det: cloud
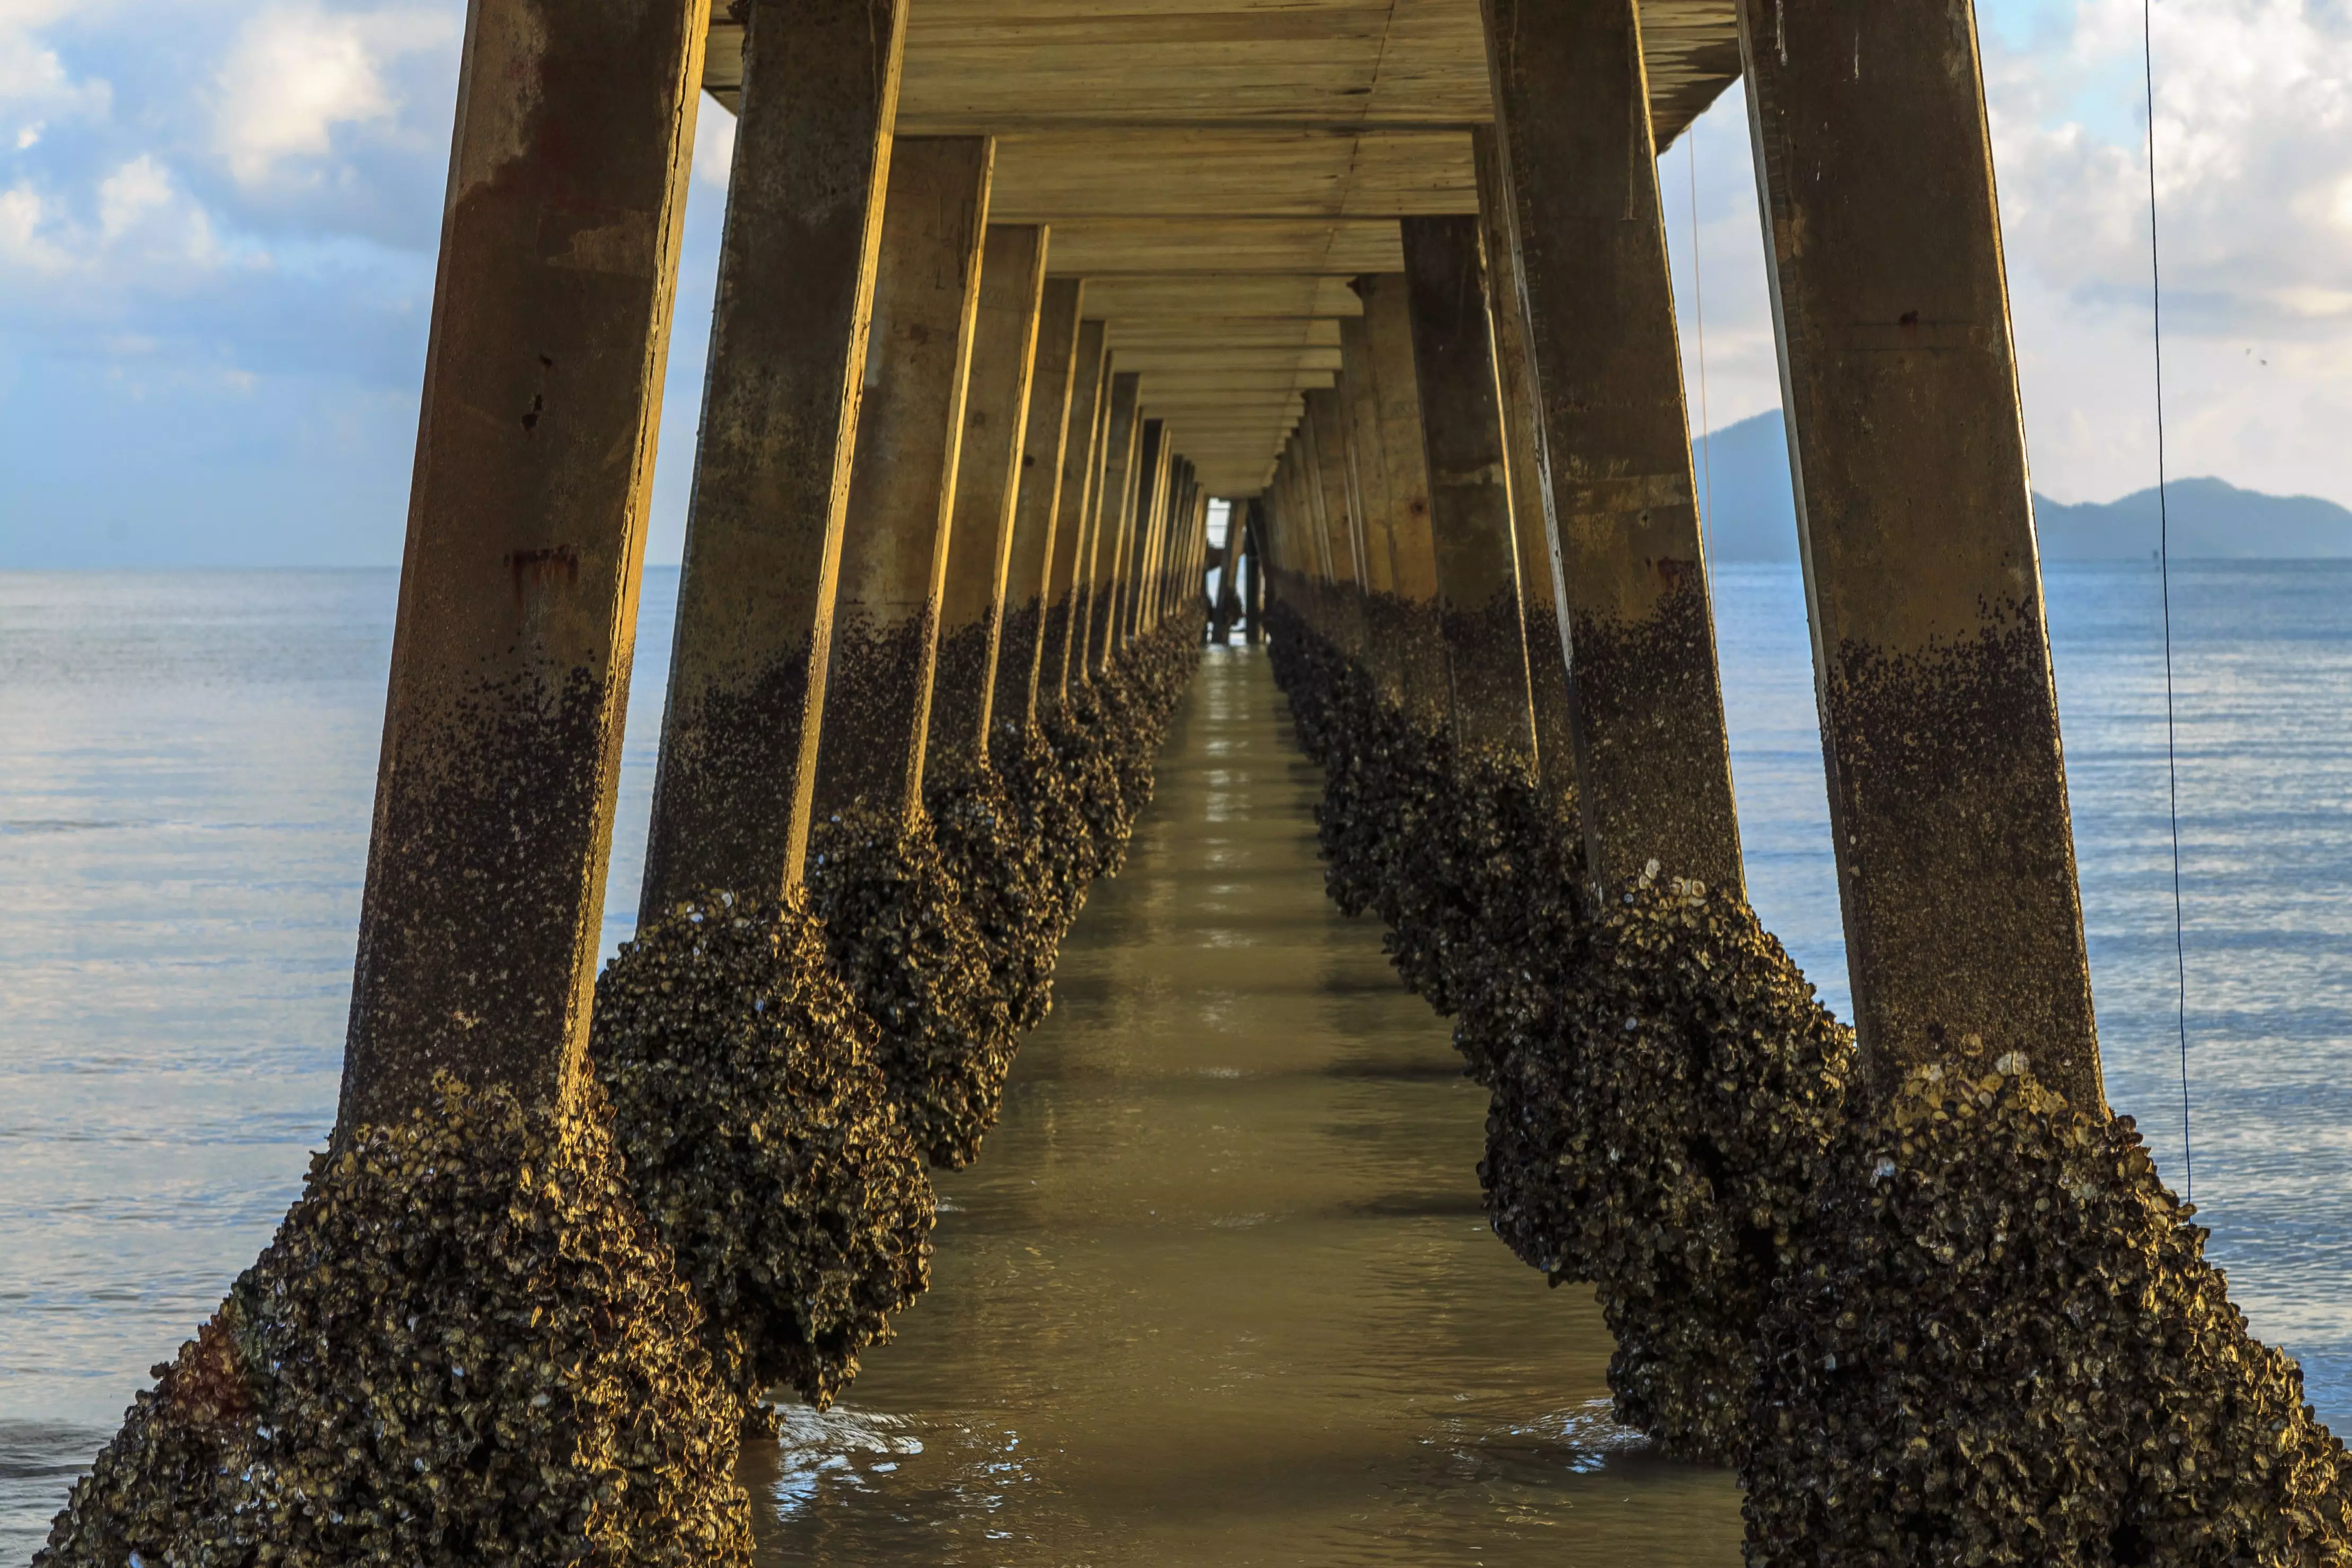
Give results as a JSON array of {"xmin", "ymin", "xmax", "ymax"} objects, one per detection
[
  {"xmin": 0, "ymin": 154, "xmax": 242, "ymax": 286},
  {"xmin": 0, "ymin": 0, "xmax": 112, "ymax": 148},
  {"xmin": 213, "ymin": 2, "xmax": 457, "ymax": 188}
]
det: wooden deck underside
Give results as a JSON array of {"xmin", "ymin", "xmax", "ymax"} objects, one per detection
[{"xmin": 703, "ymin": 0, "xmax": 1739, "ymax": 494}]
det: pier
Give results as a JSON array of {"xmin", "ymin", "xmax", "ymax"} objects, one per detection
[{"xmin": 28, "ymin": 0, "xmax": 2352, "ymax": 1560}]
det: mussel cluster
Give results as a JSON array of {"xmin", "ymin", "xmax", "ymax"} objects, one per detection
[
  {"xmin": 591, "ymin": 890, "xmax": 934, "ymax": 1414},
  {"xmin": 47, "ymin": 609, "xmax": 1206, "ymax": 1555},
  {"xmin": 39, "ymin": 1077, "xmax": 754, "ymax": 1567},
  {"xmin": 1265, "ymin": 597, "xmax": 2350, "ymax": 1552}
]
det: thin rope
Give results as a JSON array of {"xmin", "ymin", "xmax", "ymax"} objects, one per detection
[
  {"xmin": 2141, "ymin": 0, "xmax": 2192, "ymax": 1203},
  {"xmin": 1687, "ymin": 129, "xmax": 1714, "ymax": 528}
]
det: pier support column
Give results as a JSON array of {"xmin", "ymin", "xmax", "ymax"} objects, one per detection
[
  {"xmin": 639, "ymin": 0, "xmax": 907, "ymax": 915},
  {"xmin": 996, "ymin": 279, "xmax": 1085, "ymax": 729},
  {"xmin": 1399, "ymin": 216, "xmax": 1539, "ymax": 772},
  {"xmin": 810, "ymin": 136, "xmax": 993, "ymax": 823},
  {"xmin": 1473, "ymin": 128, "xmax": 1579, "ymax": 811},
  {"xmin": 340, "ymin": 0, "xmax": 711, "ymax": 1128},
  {"xmin": 1481, "ymin": 0, "xmax": 1743, "ymax": 895},
  {"xmin": 1304, "ymin": 389, "xmax": 1369, "ymax": 655},
  {"xmin": 1741, "ymin": 0, "xmax": 2100, "ymax": 1102},
  {"xmin": 1085, "ymin": 371, "xmax": 1144, "ymax": 676},
  {"xmin": 1122, "ymin": 419, "xmax": 1169, "ymax": 643},
  {"xmin": 1244, "ymin": 503, "xmax": 1265, "ymax": 643},
  {"xmin": 1357, "ymin": 273, "xmax": 1449, "ymax": 733},
  {"xmin": 1338, "ymin": 318, "xmax": 1408, "ymax": 708},
  {"xmin": 1039, "ymin": 320, "xmax": 1110, "ymax": 705},
  {"xmin": 927, "ymin": 223, "xmax": 1047, "ymax": 778}
]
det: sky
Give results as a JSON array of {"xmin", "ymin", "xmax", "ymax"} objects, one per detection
[{"xmin": 0, "ymin": 0, "xmax": 2345, "ymax": 566}]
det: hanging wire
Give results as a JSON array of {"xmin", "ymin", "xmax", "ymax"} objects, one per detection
[
  {"xmin": 2141, "ymin": 0, "xmax": 2193, "ymax": 1203},
  {"xmin": 1688, "ymin": 128, "xmax": 1715, "ymax": 527}
]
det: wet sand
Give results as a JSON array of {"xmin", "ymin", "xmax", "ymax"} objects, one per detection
[{"xmin": 741, "ymin": 645, "xmax": 1743, "ymax": 1564}]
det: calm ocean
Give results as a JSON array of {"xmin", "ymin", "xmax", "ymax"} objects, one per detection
[{"xmin": 3, "ymin": 561, "xmax": 2348, "ymax": 1558}]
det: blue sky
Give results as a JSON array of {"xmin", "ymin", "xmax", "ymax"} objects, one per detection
[{"xmin": 3, "ymin": 0, "xmax": 2347, "ymax": 566}]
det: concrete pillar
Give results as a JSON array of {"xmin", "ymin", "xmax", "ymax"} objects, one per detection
[
  {"xmin": 1357, "ymin": 273, "xmax": 1449, "ymax": 732},
  {"xmin": 1741, "ymin": 0, "xmax": 2100, "ymax": 1103},
  {"xmin": 1472, "ymin": 128, "xmax": 1579, "ymax": 810},
  {"xmin": 1399, "ymin": 216, "xmax": 1538, "ymax": 770},
  {"xmin": 1038, "ymin": 319, "xmax": 1110, "ymax": 705},
  {"xmin": 1302, "ymin": 390, "xmax": 1369, "ymax": 654},
  {"xmin": 995, "ymin": 278, "xmax": 1085, "ymax": 730},
  {"xmin": 1243, "ymin": 502, "xmax": 1266, "ymax": 643},
  {"xmin": 639, "ymin": 0, "xmax": 906, "ymax": 916},
  {"xmin": 1119, "ymin": 419, "xmax": 1166, "ymax": 644},
  {"xmin": 339, "ymin": 0, "xmax": 709, "ymax": 1128},
  {"xmin": 1085, "ymin": 371, "xmax": 1144, "ymax": 676},
  {"xmin": 1212, "ymin": 500, "xmax": 1243, "ymax": 643},
  {"xmin": 809, "ymin": 136, "xmax": 993, "ymax": 823},
  {"xmin": 926, "ymin": 222, "xmax": 1047, "ymax": 778},
  {"xmin": 1334, "ymin": 342, "xmax": 1406, "ymax": 706},
  {"xmin": 1482, "ymin": 0, "xmax": 1744, "ymax": 896}
]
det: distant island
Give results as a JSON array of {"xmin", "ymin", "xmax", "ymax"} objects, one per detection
[{"xmin": 1691, "ymin": 408, "xmax": 2352, "ymax": 561}]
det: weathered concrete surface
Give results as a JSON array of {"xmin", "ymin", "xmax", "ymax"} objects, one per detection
[
  {"xmin": 1244, "ymin": 504, "xmax": 1266, "ymax": 643},
  {"xmin": 1740, "ymin": 0, "xmax": 2100, "ymax": 1105},
  {"xmin": 1471, "ymin": 127, "xmax": 1579, "ymax": 811},
  {"xmin": 1119, "ymin": 419, "xmax": 1166, "ymax": 645},
  {"xmin": 1355, "ymin": 273, "xmax": 1450, "ymax": 733},
  {"xmin": 811, "ymin": 136, "xmax": 993, "ymax": 823},
  {"xmin": 927, "ymin": 223, "xmax": 1047, "ymax": 778},
  {"xmin": 1399, "ymin": 215, "xmax": 1538, "ymax": 772},
  {"xmin": 996, "ymin": 278, "xmax": 1084, "ymax": 729},
  {"xmin": 1085, "ymin": 371, "xmax": 1143, "ymax": 675},
  {"xmin": 1307, "ymin": 387, "xmax": 1370, "ymax": 658},
  {"xmin": 638, "ymin": 0, "xmax": 907, "ymax": 917},
  {"xmin": 339, "ymin": 0, "xmax": 711, "ymax": 1130},
  {"xmin": 1483, "ymin": 0, "xmax": 1743, "ymax": 898},
  {"xmin": 1038, "ymin": 319, "xmax": 1109, "ymax": 704}
]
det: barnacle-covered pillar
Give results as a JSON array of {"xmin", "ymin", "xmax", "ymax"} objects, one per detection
[
  {"xmin": 1121, "ymin": 418, "xmax": 1169, "ymax": 643},
  {"xmin": 996, "ymin": 280, "xmax": 1086, "ymax": 728},
  {"xmin": 1308, "ymin": 386, "xmax": 1373, "ymax": 656},
  {"xmin": 1399, "ymin": 216, "xmax": 1538, "ymax": 771},
  {"xmin": 340, "ymin": 0, "xmax": 713, "ymax": 1128},
  {"xmin": 808, "ymin": 136, "xmax": 993, "ymax": 823},
  {"xmin": 925, "ymin": 223, "xmax": 1048, "ymax": 778},
  {"xmin": 1355, "ymin": 274, "xmax": 1449, "ymax": 733},
  {"xmin": 1480, "ymin": 0, "xmax": 1743, "ymax": 896},
  {"xmin": 639, "ymin": 0, "xmax": 908, "ymax": 914},
  {"xmin": 1472, "ymin": 128, "xmax": 1578, "ymax": 810},
  {"xmin": 1038, "ymin": 319, "xmax": 1110, "ymax": 704},
  {"xmin": 1741, "ymin": 0, "xmax": 2099, "ymax": 1103},
  {"xmin": 1085, "ymin": 371, "xmax": 1144, "ymax": 676}
]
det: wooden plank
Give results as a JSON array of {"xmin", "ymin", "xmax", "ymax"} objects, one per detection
[
  {"xmin": 986, "ymin": 128, "xmax": 1474, "ymax": 220},
  {"xmin": 1106, "ymin": 318, "xmax": 1342, "ymax": 349},
  {"xmin": 1080, "ymin": 276, "xmax": 1363, "ymax": 318}
]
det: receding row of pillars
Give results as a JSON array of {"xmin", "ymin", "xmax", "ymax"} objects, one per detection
[
  {"xmin": 337, "ymin": 0, "xmax": 1217, "ymax": 1138},
  {"xmin": 1260, "ymin": 0, "xmax": 2102, "ymax": 1109}
]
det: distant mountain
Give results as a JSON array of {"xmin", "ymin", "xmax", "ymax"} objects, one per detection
[{"xmin": 1687, "ymin": 407, "xmax": 2352, "ymax": 561}]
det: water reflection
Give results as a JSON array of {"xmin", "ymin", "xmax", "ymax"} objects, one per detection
[{"xmin": 741, "ymin": 648, "xmax": 1743, "ymax": 1564}]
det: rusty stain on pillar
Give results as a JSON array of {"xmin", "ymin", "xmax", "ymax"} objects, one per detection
[
  {"xmin": 1473, "ymin": 127, "xmax": 1580, "ymax": 811},
  {"xmin": 1399, "ymin": 216, "xmax": 1538, "ymax": 770},
  {"xmin": 926, "ymin": 222, "xmax": 1047, "ymax": 779},
  {"xmin": 339, "ymin": 0, "xmax": 709, "ymax": 1129},
  {"xmin": 1085, "ymin": 371, "xmax": 1143, "ymax": 675},
  {"xmin": 638, "ymin": 0, "xmax": 905, "ymax": 918},
  {"xmin": 995, "ymin": 279, "xmax": 1084, "ymax": 729},
  {"xmin": 1038, "ymin": 320, "xmax": 1109, "ymax": 704},
  {"xmin": 1740, "ymin": 0, "xmax": 2100, "ymax": 1104},
  {"xmin": 810, "ymin": 136, "xmax": 993, "ymax": 823},
  {"xmin": 1357, "ymin": 273, "xmax": 1450, "ymax": 732},
  {"xmin": 1483, "ymin": 0, "xmax": 1743, "ymax": 895}
]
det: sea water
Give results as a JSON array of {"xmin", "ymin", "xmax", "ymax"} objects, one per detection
[{"xmin": 1, "ymin": 561, "xmax": 2347, "ymax": 1560}]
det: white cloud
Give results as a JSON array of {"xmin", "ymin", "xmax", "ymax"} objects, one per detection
[
  {"xmin": 693, "ymin": 107, "xmax": 736, "ymax": 191},
  {"xmin": 1, "ymin": 154, "xmax": 245, "ymax": 285},
  {"xmin": 0, "ymin": 0, "xmax": 112, "ymax": 149},
  {"xmin": 214, "ymin": 2, "xmax": 456, "ymax": 187},
  {"xmin": 1663, "ymin": 0, "xmax": 2352, "ymax": 508}
]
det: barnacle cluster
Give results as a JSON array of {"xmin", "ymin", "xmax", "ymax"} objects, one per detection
[
  {"xmin": 1746, "ymin": 1058, "xmax": 2352, "ymax": 1562},
  {"xmin": 927, "ymin": 756, "xmax": 1064, "ymax": 1033},
  {"xmin": 1484, "ymin": 873, "xmax": 1852, "ymax": 1459},
  {"xmin": 807, "ymin": 805, "xmax": 1014, "ymax": 1170},
  {"xmin": 37, "ymin": 1076, "xmax": 753, "ymax": 1567},
  {"xmin": 590, "ymin": 891, "xmax": 933, "ymax": 1415},
  {"xmin": 993, "ymin": 714, "xmax": 1101, "ymax": 928}
]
